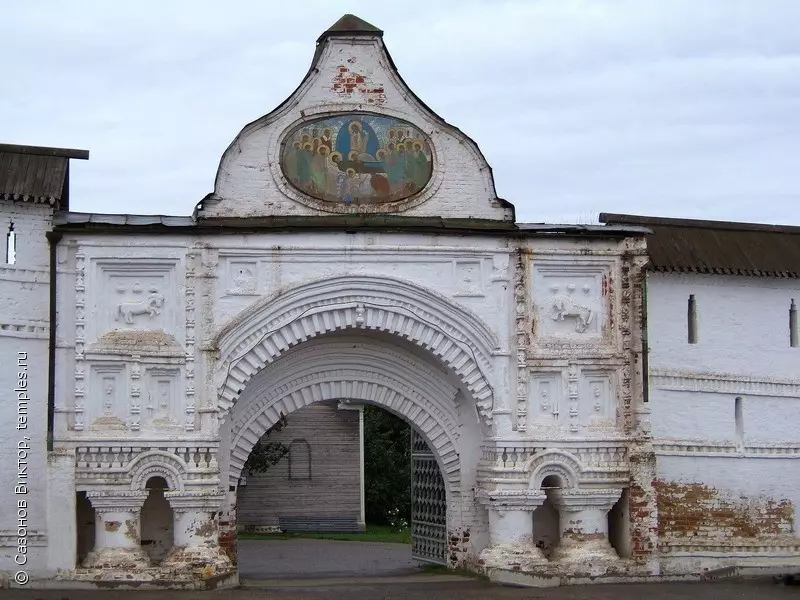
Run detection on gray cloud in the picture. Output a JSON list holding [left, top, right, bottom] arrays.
[[4, 0, 799, 225]]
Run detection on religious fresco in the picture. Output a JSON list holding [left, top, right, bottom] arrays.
[[280, 113, 433, 204]]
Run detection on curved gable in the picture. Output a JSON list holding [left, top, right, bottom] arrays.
[[197, 14, 513, 221]]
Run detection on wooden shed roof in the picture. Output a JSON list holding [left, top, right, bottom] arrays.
[[0, 143, 89, 210]]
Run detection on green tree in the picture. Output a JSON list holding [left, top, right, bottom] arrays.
[[363, 405, 411, 525], [243, 413, 289, 475]]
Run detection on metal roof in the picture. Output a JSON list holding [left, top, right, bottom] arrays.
[[54, 211, 646, 238], [0, 143, 89, 209], [319, 14, 383, 41], [599, 213, 800, 278]]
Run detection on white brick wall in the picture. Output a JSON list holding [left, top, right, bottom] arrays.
[[202, 36, 511, 221], [0, 199, 53, 578], [647, 271, 800, 568]]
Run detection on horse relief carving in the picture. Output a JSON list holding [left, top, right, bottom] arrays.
[[115, 287, 165, 325], [547, 283, 594, 333]]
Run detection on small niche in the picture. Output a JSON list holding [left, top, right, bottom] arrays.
[[735, 396, 744, 447], [533, 475, 563, 559], [75, 491, 95, 565], [608, 488, 631, 558], [687, 294, 697, 344], [5, 221, 15, 265], [140, 476, 174, 563]]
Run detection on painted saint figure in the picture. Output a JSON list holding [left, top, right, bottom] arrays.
[[281, 113, 433, 204]]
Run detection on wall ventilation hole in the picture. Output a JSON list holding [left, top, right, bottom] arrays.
[[687, 294, 697, 344], [5, 221, 16, 265]]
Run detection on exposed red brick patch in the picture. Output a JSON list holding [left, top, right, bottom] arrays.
[[655, 480, 795, 539], [329, 65, 387, 104]]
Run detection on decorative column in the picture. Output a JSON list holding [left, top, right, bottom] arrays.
[[550, 488, 622, 562], [477, 490, 548, 570], [162, 491, 232, 572], [83, 491, 150, 568]]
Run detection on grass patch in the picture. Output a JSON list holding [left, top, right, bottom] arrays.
[[239, 524, 411, 544]]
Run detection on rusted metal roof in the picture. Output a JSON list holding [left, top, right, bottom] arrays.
[[0, 143, 89, 209], [599, 213, 800, 278]]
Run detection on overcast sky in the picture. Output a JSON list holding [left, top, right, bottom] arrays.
[[4, 1, 800, 225]]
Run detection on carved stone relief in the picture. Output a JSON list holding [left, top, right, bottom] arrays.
[[531, 262, 610, 340], [527, 365, 618, 432], [88, 363, 126, 429], [115, 285, 165, 325], [144, 367, 181, 429], [490, 253, 510, 282], [85, 258, 181, 344], [546, 283, 594, 333], [227, 260, 258, 295], [454, 260, 483, 297], [528, 372, 562, 426], [581, 370, 616, 426]]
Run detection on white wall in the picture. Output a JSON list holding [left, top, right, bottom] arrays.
[[203, 35, 510, 221], [647, 271, 800, 554], [0, 200, 53, 578], [647, 272, 798, 379]]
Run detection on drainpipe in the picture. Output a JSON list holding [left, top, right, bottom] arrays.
[[46, 231, 62, 452]]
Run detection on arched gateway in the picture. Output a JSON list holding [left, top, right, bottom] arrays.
[[213, 275, 495, 565], [0, 13, 656, 590]]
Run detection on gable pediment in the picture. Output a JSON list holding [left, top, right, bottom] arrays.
[[197, 15, 513, 222]]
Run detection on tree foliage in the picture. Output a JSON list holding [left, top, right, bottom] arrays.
[[363, 405, 411, 525], [244, 413, 289, 475]]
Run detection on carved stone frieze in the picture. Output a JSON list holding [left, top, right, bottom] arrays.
[[83, 257, 182, 346], [454, 259, 484, 297]]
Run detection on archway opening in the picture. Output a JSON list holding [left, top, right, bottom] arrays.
[[141, 476, 174, 563], [608, 487, 631, 558], [237, 401, 364, 534], [219, 330, 478, 579], [533, 474, 563, 559], [76, 491, 95, 565]]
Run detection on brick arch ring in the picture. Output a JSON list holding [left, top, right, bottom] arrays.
[[227, 366, 462, 490], [214, 274, 500, 425], [127, 450, 188, 492], [525, 449, 583, 490]]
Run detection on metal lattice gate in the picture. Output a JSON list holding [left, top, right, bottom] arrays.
[[410, 428, 447, 565]]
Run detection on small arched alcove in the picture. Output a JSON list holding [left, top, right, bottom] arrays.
[[533, 474, 563, 559], [141, 476, 174, 563], [75, 491, 95, 565]]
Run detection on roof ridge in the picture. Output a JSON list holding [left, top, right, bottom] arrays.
[[599, 212, 800, 234], [318, 14, 383, 42]]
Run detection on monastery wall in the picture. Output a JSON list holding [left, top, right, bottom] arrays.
[[647, 272, 800, 573]]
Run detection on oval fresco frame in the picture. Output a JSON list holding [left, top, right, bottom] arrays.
[[273, 110, 443, 214]]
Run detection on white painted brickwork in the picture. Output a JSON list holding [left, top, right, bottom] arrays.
[[3, 14, 796, 591], [647, 272, 800, 575]]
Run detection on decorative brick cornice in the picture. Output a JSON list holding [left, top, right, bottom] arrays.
[[550, 488, 622, 513], [164, 491, 225, 514], [213, 274, 498, 424], [228, 345, 462, 489], [85, 490, 148, 513], [651, 370, 800, 398], [475, 489, 546, 510]]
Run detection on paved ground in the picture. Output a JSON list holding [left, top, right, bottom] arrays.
[[238, 538, 417, 579], [5, 540, 799, 598], [5, 577, 799, 599]]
